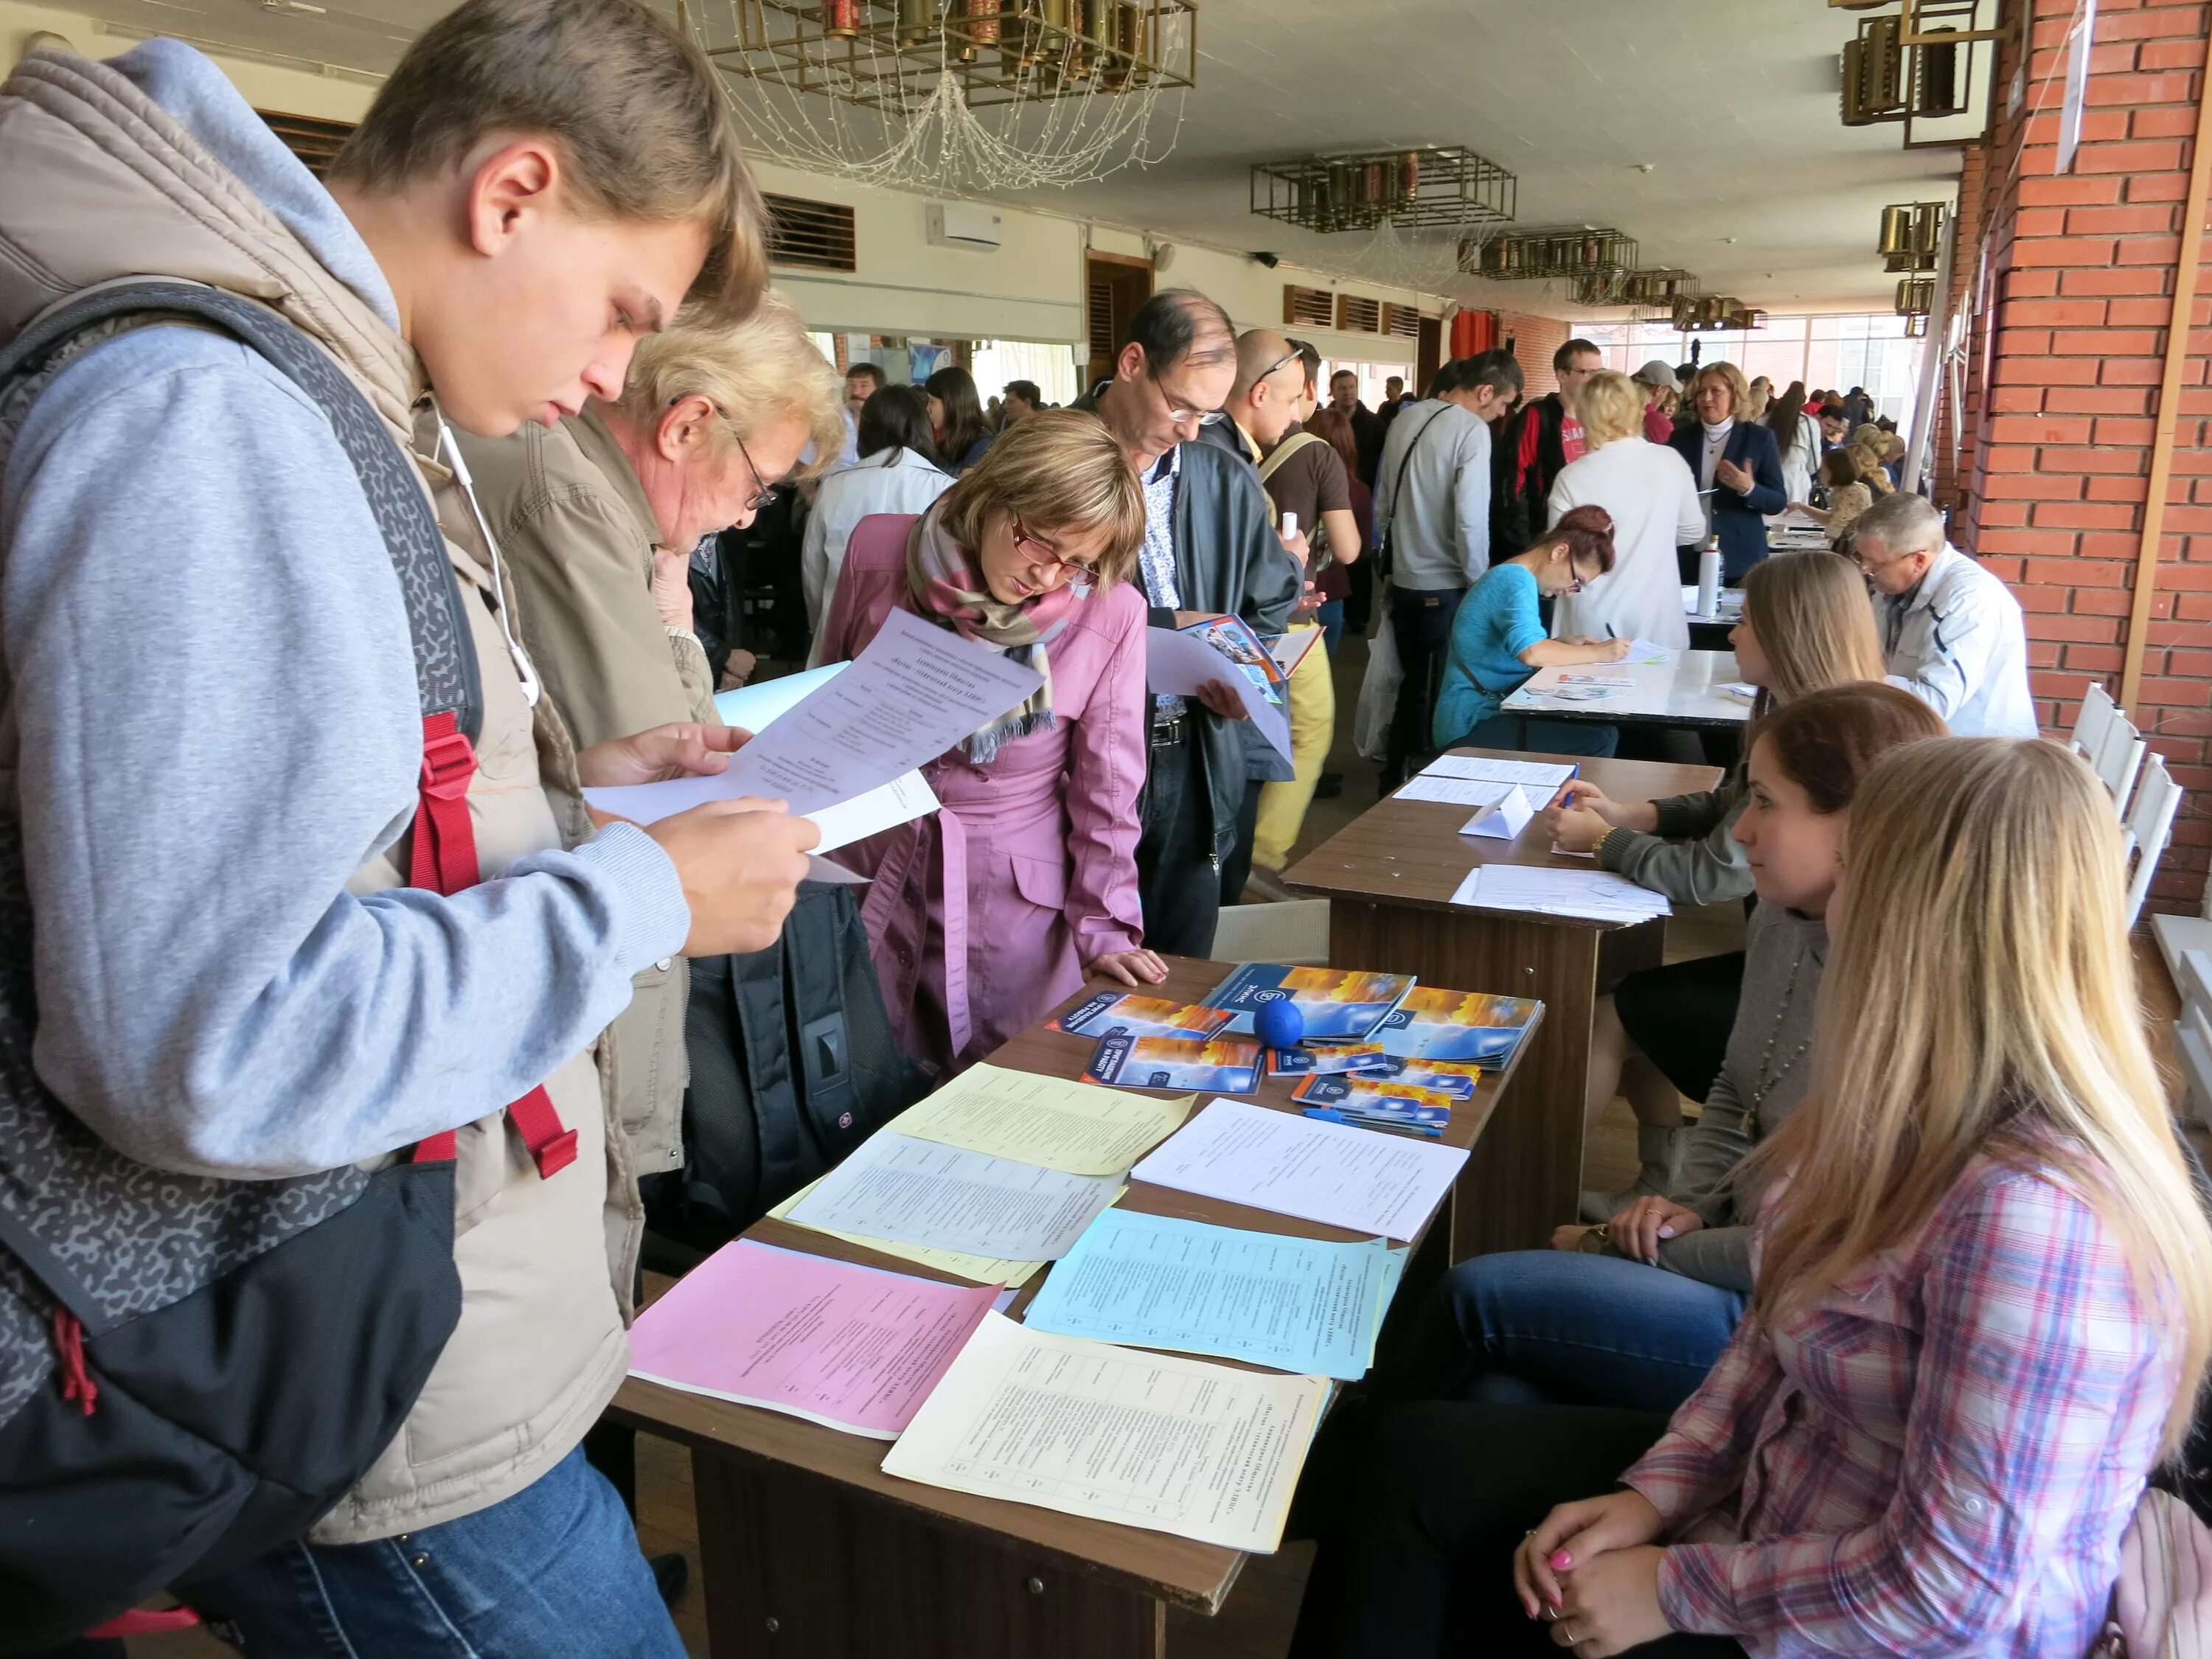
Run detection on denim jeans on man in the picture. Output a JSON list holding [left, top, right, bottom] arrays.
[[1449, 710, 1618, 759], [187, 1444, 684, 1658], [1417, 1248, 1744, 1416]]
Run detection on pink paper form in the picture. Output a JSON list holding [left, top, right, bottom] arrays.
[[627, 1239, 1001, 1439]]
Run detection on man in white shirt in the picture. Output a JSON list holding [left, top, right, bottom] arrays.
[[1853, 493, 2039, 738]]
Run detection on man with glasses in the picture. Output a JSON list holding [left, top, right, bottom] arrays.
[[1493, 337, 1604, 558], [1853, 492, 2037, 738], [1075, 288, 1304, 956]]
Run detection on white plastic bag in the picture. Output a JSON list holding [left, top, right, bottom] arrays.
[[1352, 613, 1402, 762]]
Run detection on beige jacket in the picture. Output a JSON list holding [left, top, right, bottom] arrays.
[[457, 409, 710, 1177], [0, 49, 664, 1538]]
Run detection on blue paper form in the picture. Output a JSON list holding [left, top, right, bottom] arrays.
[[1020, 1208, 1407, 1380]]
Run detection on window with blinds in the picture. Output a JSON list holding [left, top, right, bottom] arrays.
[[1335, 293, 1382, 335], [763, 194, 858, 273], [1282, 285, 1334, 329]]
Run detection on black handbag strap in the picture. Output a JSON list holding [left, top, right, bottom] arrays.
[[0, 281, 481, 741], [1379, 404, 1453, 582]]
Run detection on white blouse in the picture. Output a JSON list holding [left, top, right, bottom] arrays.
[[1546, 437, 1706, 651], [802, 447, 955, 661]]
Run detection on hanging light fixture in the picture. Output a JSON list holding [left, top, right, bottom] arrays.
[[1250, 145, 1516, 236], [1878, 201, 1947, 271]]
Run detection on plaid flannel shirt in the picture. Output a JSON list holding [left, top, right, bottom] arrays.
[[1624, 1152, 2179, 1659]]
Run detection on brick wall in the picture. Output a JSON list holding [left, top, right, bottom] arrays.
[[1500, 311, 1572, 397], [1959, 0, 2211, 911], [1933, 144, 1989, 510]]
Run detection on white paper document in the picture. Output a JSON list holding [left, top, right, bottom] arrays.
[[1450, 864, 1672, 924], [880, 1312, 1327, 1552], [1394, 775, 1514, 807], [784, 1131, 1121, 1261], [1130, 1098, 1468, 1242], [803, 768, 941, 855], [713, 661, 846, 731], [1146, 626, 1294, 762], [1618, 638, 1678, 665], [1419, 754, 1580, 796], [583, 608, 1041, 821], [1461, 785, 1535, 840]]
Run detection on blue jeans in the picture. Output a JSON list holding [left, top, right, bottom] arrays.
[[1450, 710, 1619, 758], [1314, 598, 1346, 658], [1433, 1250, 1745, 1415], [188, 1444, 684, 1658]]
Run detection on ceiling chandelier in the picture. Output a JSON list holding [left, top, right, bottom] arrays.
[[1878, 201, 1947, 272], [1461, 226, 1638, 282], [1674, 296, 1764, 333], [686, 0, 1197, 191], [1249, 145, 1517, 237]]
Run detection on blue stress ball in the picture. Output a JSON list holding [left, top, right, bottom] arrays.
[[1253, 998, 1306, 1052]]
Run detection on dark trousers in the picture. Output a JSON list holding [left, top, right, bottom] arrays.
[[1135, 731, 1220, 957], [1613, 951, 1747, 1104], [1450, 712, 1619, 759], [1385, 585, 1464, 789], [1290, 1402, 1745, 1658], [1220, 778, 1265, 906]]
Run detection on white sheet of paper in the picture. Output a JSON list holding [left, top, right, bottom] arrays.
[[1130, 1098, 1468, 1242], [583, 608, 1041, 821], [785, 1130, 1122, 1261], [881, 1312, 1327, 1553], [1461, 785, 1534, 840], [804, 769, 941, 855], [1449, 864, 1672, 923], [805, 855, 872, 886], [1146, 626, 1293, 762], [713, 661, 847, 731], [1419, 755, 1580, 796], [1395, 776, 1514, 807], [1618, 638, 1678, 665]]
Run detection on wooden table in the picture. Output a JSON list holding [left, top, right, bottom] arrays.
[[1283, 748, 1722, 1258], [1503, 648, 1748, 731], [613, 954, 1537, 1659]]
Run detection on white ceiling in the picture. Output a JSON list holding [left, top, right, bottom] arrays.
[[55, 0, 1966, 313]]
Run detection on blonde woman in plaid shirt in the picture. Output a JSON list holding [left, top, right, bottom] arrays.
[[1290, 737, 2211, 1658]]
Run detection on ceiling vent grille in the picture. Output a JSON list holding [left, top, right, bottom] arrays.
[[764, 193, 858, 273], [259, 111, 354, 178], [1381, 302, 1422, 339], [1282, 285, 1334, 330], [1335, 293, 1382, 335]]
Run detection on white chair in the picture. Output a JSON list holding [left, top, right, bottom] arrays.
[[2093, 714, 2147, 818], [2122, 754, 2183, 928], [2070, 682, 2117, 760]]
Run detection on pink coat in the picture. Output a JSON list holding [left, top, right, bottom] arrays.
[[817, 514, 1149, 1076]]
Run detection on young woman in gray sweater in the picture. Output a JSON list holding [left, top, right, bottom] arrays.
[[1406, 684, 1947, 1413]]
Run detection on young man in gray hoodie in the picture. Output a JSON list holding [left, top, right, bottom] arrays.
[[0, 1, 815, 1649]]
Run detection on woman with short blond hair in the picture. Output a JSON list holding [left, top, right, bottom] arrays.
[[818, 410, 1164, 1072], [1669, 360, 1787, 581], [1545, 369, 1706, 649]]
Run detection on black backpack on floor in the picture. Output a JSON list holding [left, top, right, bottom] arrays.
[[644, 881, 926, 1253], [0, 282, 475, 1650]]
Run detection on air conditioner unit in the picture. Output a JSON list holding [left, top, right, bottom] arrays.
[[925, 204, 1004, 251]]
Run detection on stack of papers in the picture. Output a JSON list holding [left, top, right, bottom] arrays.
[[1020, 1208, 1406, 1381], [1130, 1099, 1469, 1242], [880, 1312, 1328, 1552], [1449, 865, 1672, 924], [627, 1239, 997, 1438], [1373, 987, 1541, 1067], [782, 1131, 1122, 1263], [1084, 1033, 1263, 1094], [767, 1178, 1045, 1288], [1420, 754, 1580, 793], [1051, 991, 1233, 1042], [891, 1062, 1193, 1177], [1395, 775, 1518, 807]]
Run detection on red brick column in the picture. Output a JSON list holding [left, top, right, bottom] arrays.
[[1960, 0, 2211, 911]]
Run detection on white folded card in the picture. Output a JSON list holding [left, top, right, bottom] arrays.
[[1460, 785, 1534, 840]]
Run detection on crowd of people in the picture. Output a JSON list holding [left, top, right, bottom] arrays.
[[0, 4, 2198, 1658]]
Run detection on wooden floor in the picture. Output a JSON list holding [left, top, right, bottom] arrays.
[[133, 630, 1738, 1658]]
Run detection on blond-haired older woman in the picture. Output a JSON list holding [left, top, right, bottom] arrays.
[[1545, 370, 1705, 650], [818, 410, 1164, 1074], [461, 288, 846, 747], [1666, 360, 1787, 582]]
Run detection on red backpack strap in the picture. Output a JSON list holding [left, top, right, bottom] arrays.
[[407, 712, 572, 1180]]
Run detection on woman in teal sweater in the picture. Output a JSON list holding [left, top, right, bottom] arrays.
[[1430, 506, 1631, 759]]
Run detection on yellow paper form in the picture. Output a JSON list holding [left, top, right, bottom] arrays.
[[767, 1177, 1051, 1289], [880, 1312, 1327, 1553], [890, 1062, 1194, 1177]]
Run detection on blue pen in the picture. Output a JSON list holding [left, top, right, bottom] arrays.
[[1301, 1107, 1443, 1140]]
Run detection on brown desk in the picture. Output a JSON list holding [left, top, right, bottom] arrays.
[[613, 955, 1536, 1659], [1283, 748, 1721, 1259]]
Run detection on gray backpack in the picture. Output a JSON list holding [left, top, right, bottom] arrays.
[[0, 280, 480, 1649]]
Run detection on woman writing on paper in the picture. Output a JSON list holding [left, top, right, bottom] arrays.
[[1429, 507, 1632, 760], [1291, 735, 2211, 1659], [817, 411, 1165, 1076], [1540, 550, 1886, 1212], [1382, 685, 1944, 1421]]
